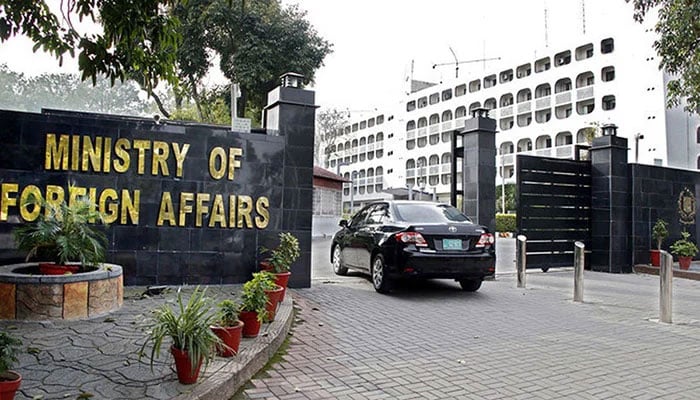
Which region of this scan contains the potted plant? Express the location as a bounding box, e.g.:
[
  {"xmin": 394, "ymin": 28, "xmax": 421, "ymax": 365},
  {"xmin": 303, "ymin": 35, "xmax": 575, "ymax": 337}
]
[
  {"xmin": 238, "ymin": 272, "xmax": 274, "ymax": 338},
  {"xmin": 259, "ymin": 271, "xmax": 284, "ymax": 322},
  {"xmin": 210, "ymin": 299, "xmax": 244, "ymax": 357},
  {"xmin": 13, "ymin": 188, "xmax": 107, "ymax": 275},
  {"xmin": 0, "ymin": 331, "xmax": 22, "ymax": 400},
  {"xmin": 260, "ymin": 232, "xmax": 300, "ymax": 301},
  {"xmin": 670, "ymin": 231, "xmax": 698, "ymax": 270},
  {"xmin": 140, "ymin": 286, "xmax": 221, "ymax": 384},
  {"xmin": 650, "ymin": 218, "xmax": 669, "ymax": 266}
]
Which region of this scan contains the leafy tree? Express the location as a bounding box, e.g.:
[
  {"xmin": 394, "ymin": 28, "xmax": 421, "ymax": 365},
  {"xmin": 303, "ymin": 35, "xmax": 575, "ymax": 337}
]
[
  {"xmin": 174, "ymin": 0, "xmax": 332, "ymax": 124},
  {"xmin": 315, "ymin": 108, "xmax": 349, "ymax": 166},
  {"xmin": 0, "ymin": 63, "xmax": 148, "ymax": 115},
  {"xmin": 496, "ymin": 183, "xmax": 516, "ymax": 213},
  {"xmin": 0, "ymin": 0, "xmax": 182, "ymax": 95},
  {"xmin": 626, "ymin": 0, "xmax": 700, "ymax": 113}
]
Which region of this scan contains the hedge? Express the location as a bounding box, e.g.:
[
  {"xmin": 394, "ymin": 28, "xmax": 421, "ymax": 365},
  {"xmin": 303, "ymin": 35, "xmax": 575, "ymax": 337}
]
[{"xmin": 496, "ymin": 213, "xmax": 516, "ymax": 233}]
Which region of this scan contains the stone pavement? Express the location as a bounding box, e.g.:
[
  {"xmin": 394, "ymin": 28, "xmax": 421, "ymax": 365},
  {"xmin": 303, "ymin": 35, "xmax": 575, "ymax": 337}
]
[
  {"xmin": 0, "ymin": 285, "xmax": 293, "ymax": 400},
  {"xmin": 238, "ymin": 270, "xmax": 700, "ymax": 399}
]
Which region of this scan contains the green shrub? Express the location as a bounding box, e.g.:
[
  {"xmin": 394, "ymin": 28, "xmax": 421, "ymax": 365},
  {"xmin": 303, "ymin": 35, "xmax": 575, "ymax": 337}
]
[{"xmin": 496, "ymin": 213, "xmax": 516, "ymax": 233}]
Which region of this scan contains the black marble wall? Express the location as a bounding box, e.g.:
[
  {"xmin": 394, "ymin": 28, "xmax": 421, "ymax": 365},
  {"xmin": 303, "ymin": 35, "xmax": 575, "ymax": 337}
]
[
  {"xmin": 629, "ymin": 164, "xmax": 700, "ymax": 266},
  {"xmin": 0, "ymin": 91, "xmax": 314, "ymax": 286}
]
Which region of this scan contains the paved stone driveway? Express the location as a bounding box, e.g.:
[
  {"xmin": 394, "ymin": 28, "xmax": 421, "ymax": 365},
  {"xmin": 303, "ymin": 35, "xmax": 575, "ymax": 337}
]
[{"xmin": 239, "ymin": 271, "xmax": 700, "ymax": 399}]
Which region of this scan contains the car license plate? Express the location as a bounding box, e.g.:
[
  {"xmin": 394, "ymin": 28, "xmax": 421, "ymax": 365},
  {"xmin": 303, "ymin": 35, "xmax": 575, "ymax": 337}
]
[{"xmin": 443, "ymin": 239, "xmax": 462, "ymax": 250}]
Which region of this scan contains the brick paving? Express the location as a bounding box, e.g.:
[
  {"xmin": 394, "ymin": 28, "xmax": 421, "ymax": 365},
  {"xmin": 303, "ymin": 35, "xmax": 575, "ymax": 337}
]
[{"xmin": 239, "ymin": 271, "xmax": 700, "ymax": 399}]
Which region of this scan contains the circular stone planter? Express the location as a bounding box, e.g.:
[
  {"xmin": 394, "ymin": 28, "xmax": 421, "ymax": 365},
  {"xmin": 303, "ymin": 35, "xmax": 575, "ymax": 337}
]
[{"xmin": 0, "ymin": 263, "xmax": 123, "ymax": 320}]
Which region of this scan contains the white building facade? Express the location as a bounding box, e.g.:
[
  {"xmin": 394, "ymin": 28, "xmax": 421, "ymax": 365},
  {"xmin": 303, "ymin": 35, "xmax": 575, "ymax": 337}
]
[{"xmin": 321, "ymin": 15, "xmax": 700, "ymax": 213}]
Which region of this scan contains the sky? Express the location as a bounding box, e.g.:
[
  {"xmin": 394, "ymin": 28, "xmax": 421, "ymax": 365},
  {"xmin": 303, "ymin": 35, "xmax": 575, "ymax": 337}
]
[{"xmin": 0, "ymin": 0, "xmax": 642, "ymax": 113}]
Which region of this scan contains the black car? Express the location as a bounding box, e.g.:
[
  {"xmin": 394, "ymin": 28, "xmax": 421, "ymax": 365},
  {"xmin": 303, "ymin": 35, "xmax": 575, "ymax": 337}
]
[{"xmin": 330, "ymin": 200, "xmax": 496, "ymax": 293}]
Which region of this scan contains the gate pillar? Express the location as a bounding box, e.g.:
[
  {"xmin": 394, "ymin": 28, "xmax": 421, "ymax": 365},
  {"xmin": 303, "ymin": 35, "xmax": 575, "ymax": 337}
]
[
  {"xmin": 590, "ymin": 124, "xmax": 631, "ymax": 273},
  {"xmin": 457, "ymin": 108, "xmax": 497, "ymax": 232}
]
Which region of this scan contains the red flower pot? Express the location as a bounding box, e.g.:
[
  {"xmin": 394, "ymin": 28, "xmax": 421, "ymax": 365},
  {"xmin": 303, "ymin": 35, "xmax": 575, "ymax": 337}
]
[
  {"xmin": 239, "ymin": 310, "xmax": 262, "ymax": 338},
  {"xmin": 260, "ymin": 261, "xmax": 273, "ymax": 271},
  {"xmin": 264, "ymin": 285, "xmax": 284, "ymax": 321},
  {"xmin": 273, "ymin": 271, "xmax": 291, "ymax": 302},
  {"xmin": 211, "ymin": 320, "xmax": 244, "ymax": 357},
  {"xmin": 678, "ymin": 256, "xmax": 692, "ymax": 270},
  {"xmin": 650, "ymin": 250, "xmax": 661, "ymax": 267},
  {"xmin": 39, "ymin": 263, "xmax": 80, "ymax": 275},
  {"xmin": 0, "ymin": 371, "xmax": 21, "ymax": 400},
  {"xmin": 170, "ymin": 346, "xmax": 202, "ymax": 385}
]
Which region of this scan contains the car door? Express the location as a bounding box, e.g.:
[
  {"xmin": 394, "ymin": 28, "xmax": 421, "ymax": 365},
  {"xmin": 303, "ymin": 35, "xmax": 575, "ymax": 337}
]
[
  {"xmin": 354, "ymin": 203, "xmax": 389, "ymax": 269},
  {"xmin": 342, "ymin": 206, "xmax": 371, "ymax": 268}
]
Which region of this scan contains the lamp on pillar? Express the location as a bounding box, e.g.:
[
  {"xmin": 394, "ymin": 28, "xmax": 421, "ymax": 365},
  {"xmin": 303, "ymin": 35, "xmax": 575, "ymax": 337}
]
[
  {"xmin": 471, "ymin": 107, "xmax": 490, "ymax": 119},
  {"xmin": 601, "ymin": 123, "xmax": 618, "ymax": 136},
  {"xmin": 280, "ymin": 72, "xmax": 305, "ymax": 88},
  {"xmin": 634, "ymin": 133, "xmax": 644, "ymax": 163}
]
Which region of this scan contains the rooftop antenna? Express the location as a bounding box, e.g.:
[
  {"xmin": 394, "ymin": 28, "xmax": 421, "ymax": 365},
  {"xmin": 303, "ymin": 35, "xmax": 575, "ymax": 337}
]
[
  {"xmin": 544, "ymin": 1, "xmax": 549, "ymax": 47},
  {"xmin": 432, "ymin": 47, "xmax": 501, "ymax": 79},
  {"xmin": 581, "ymin": 0, "xmax": 586, "ymax": 35}
]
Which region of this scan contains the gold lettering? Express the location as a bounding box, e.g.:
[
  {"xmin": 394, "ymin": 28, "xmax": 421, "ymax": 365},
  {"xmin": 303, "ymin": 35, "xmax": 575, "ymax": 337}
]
[
  {"xmin": 82, "ymin": 136, "xmax": 103, "ymax": 172},
  {"xmin": 209, "ymin": 147, "xmax": 226, "ymax": 180},
  {"xmin": 68, "ymin": 185, "xmax": 87, "ymax": 206},
  {"xmin": 237, "ymin": 195, "xmax": 253, "ymax": 228},
  {"xmin": 45, "ymin": 185, "xmax": 64, "ymax": 215},
  {"xmin": 208, "ymin": 194, "xmax": 227, "ymax": 228},
  {"xmin": 172, "ymin": 143, "xmax": 190, "ymax": 178},
  {"xmin": 113, "ymin": 138, "xmax": 130, "ymax": 173},
  {"xmin": 195, "ymin": 193, "xmax": 210, "ymax": 227},
  {"xmin": 152, "ymin": 141, "xmax": 169, "ymax": 176},
  {"xmin": 99, "ymin": 188, "xmax": 119, "ymax": 224},
  {"xmin": 1, "ymin": 183, "xmax": 19, "ymax": 222},
  {"xmin": 88, "ymin": 187, "xmax": 97, "ymax": 207},
  {"xmin": 120, "ymin": 189, "xmax": 140, "ymax": 225},
  {"xmin": 228, "ymin": 147, "xmax": 243, "ymax": 180},
  {"xmin": 19, "ymin": 185, "xmax": 41, "ymax": 222},
  {"xmin": 179, "ymin": 192, "xmax": 194, "ymax": 226},
  {"xmin": 255, "ymin": 197, "xmax": 270, "ymax": 229},
  {"xmin": 157, "ymin": 192, "xmax": 176, "ymax": 226},
  {"xmin": 133, "ymin": 140, "xmax": 151, "ymax": 175},
  {"xmin": 71, "ymin": 135, "xmax": 80, "ymax": 171},
  {"xmin": 103, "ymin": 137, "xmax": 112, "ymax": 173},
  {"xmin": 44, "ymin": 133, "xmax": 69, "ymax": 170},
  {"xmin": 228, "ymin": 195, "xmax": 237, "ymax": 227}
]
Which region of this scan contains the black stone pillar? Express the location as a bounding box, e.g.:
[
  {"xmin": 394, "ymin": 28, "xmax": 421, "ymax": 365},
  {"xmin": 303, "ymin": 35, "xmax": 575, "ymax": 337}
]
[
  {"xmin": 459, "ymin": 108, "xmax": 497, "ymax": 232},
  {"xmin": 590, "ymin": 125, "xmax": 630, "ymax": 273},
  {"xmin": 263, "ymin": 73, "xmax": 316, "ymax": 288}
]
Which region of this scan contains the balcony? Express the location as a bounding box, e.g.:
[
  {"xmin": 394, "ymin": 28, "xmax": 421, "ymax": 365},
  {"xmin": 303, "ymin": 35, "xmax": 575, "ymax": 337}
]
[
  {"xmin": 375, "ymin": 141, "xmax": 383, "ymax": 149},
  {"xmin": 366, "ymin": 177, "xmax": 375, "ymax": 185},
  {"xmin": 367, "ymin": 144, "xmax": 375, "ymax": 152},
  {"xmin": 429, "ymin": 165, "xmax": 440, "ymax": 175},
  {"xmin": 441, "ymin": 163, "xmax": 451, "ymax": 173},
  {"xmin": 517, "ymin": 101, "xmax": 531, "ymax": 114},
  {"xmin": 441, "ymin": 121, "xmax": 453, "ymax": 132},
  {"xmin": 359, "ymin": 145, "xmax": 366, "ymax": 154},
  {"xmin": 555, "ymin": 91, "xmax": 572, "ymax": 105},
  {"xmin": 500, "ymin": 106, "xmax": 513, "ymax": 117},
  {"xmin": 406, "ymin": 129, "xmax": 416, "ymax": 140},
  {"xmin": 577, "ymin": 86, "xmax": 594, "ymax": 100},
  {"xmin": 454, "ymin": 118, "xmax": 465, "ymax": 129},
  {"xmin": 429, "ymin": 124, "xmax": 439, "ymax": 134},
  {"xmin": 375, "ymin": 176, "xmax": 383, "ymax": 184},
  {"xmin": 535, "ymin": 96, "xmax": 551, "ymax": 110},
  {"xmin": 406, "ymin": 168, "xmax": 415, "ymax": 178},
  {"xmin": 417, "ymin": 127, "xmax": 427, "ymax": 138}
]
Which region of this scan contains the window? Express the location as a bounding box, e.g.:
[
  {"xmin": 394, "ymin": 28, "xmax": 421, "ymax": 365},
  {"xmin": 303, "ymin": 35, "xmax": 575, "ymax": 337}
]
[
  {"xmin": 517, "ymin": 113, "xmax": 532, "ymax": 127},
  {"xmin": 517, "ymin": 89, "xmax": 532, "ymax": 103},
  {"xmin": 455, "ymin": 84, "xmax": 467, "ymax": 97},
  {"xmin": 576, "ymin": 72, "xmax": 594, "ymax": 88},
  {"xmin": 484, "ymin": 74, "xmax": 497, "ymax": 88},
  {"xmin": 535, "ymin": 84, "xmax": 551, "ymax": 98},
  {"xmin": 499, "ymin": 69, "xmax": 514, "ymax": 83},
  {"xmin": 602, "ymin": 95, "xmax": 616, "ymax": 110},
  {"xmin": 602, "ymin": 66, "xmax": 615, "ymax": 82},
  {"xmin": 352, "ymin": 123, "xmax": 358, "ymax": 132},
  {"xmin": 499, "ymin": 117, "xmax": 514, "ymax": 130},
  {"xmin": 429, "ymin": 134, "xmax": 439, "ymax": 145},
  {"xmin": 417, "ymin": 137, "xmax": 427, "ymax": 148},
  {"xmin": 469, "ymin": 79, "xmax": 481, "ymax": 93},
  {"xmin": 418, "ymin": 97, "xmax": 428, "ymax": 108},
  {"xmin": 555, "ymin": 131, "xmax": 573, "ymax": 146},
  {"xmin": 377, "ymin": 115, "xmax": 384, "ymax": 124},
  {"xmin": 516, "ymin": 63, "xmax": 531, "ymax": 78},
  {"xmin": 442, "ymin": 89, "xmax": 452, "ymax": 101},
  {"xmin": 429, "ymin": 92, "xmax": 440, "ymax": 105},
  {"xmin": 407, "ymin": 101, "xmax": 416, "ymax": 112},
  {"xmin": 555, "ymin": 78, "xmax": 572, "ymax": 93},
  {"xmin": 406, "ymin": 140, "xmax": 416, "ymax": 150},
  {"xmin": 455, "ymin": 106, "xmax": 467, "ymax": 118},
  {"xmin": 517, "ymin": 138, "xmax": 532, "ymax": 152},
  {"xmin": 406, "ymin": 120, "xmax": 416, "ymax": 131},
  {"xmin": 535, "ymin": 57, "xmax": 551, "ymax": 73},
  {"xmin": 500, "ymin": 94, "xmax": 514, "ymax": 107},
  {"xmin": 441, "ymin": 110, "xmax": 453, "ymax": 121},
  {"xmin": 360, "ymin": 120, "xmax": 366, "ymax": 129},
  {"xmin": 469, "ymin": 102, "xmax": 482, "ymax": 113},
  {"xmin": 575, "ymin": 43, "xmax": 594, "ymax": 60},
  {"xmin": 484, "ymin": 98, "xmax": 497, "ymax": 110},
  {"xmin": 601, "ymin": 38, "xmax": 614, "ymax": 54},
  {"xmin": 429, "ymin": 113, "xmax": 440, "ymax": 125},
  {"xmin": 697, "ymin": 127, "xmax": 700, "ymax": 143},
  {"xmin": 368, "ymin": 118, "xmax": 375, "ymax": 127},
  {"xmin": 555, "ymin": 50, "xmax": 571, "ymax": 66}
]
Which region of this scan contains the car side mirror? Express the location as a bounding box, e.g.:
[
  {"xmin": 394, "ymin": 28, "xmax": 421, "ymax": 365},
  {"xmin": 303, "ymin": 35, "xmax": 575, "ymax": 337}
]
[{"xmin": 339, "ymin": 219, "xmax": 348, "ymax": 227}]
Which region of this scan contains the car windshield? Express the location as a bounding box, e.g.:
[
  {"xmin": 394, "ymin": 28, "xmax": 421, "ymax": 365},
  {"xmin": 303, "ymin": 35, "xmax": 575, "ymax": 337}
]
[{"xmin": 394, "ymin": 203, "xmax": 471, "ymax": 223}]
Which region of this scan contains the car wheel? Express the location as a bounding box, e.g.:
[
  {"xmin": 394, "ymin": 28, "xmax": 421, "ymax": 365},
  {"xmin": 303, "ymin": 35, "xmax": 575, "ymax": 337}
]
[
  {"xmin": 371, "ymin": 254, "xmax": 392, "ymax": 294},
  {"xmin": 459, "ymin": 279, "xmax": 482, "ymax": 292},
  {"xmin": 332, "ymin": 245, "xmax": 348, "ymax": 276}
]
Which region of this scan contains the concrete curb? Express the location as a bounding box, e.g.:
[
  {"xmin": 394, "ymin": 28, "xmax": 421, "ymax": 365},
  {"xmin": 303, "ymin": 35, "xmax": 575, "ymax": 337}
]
[
  {"xmin": 176, "ymin": 295, "xmax": 294, "ymax": 400},
  {"xmin": 633, "ymin": 264, "xmax": 700, "ymax": 280}
]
